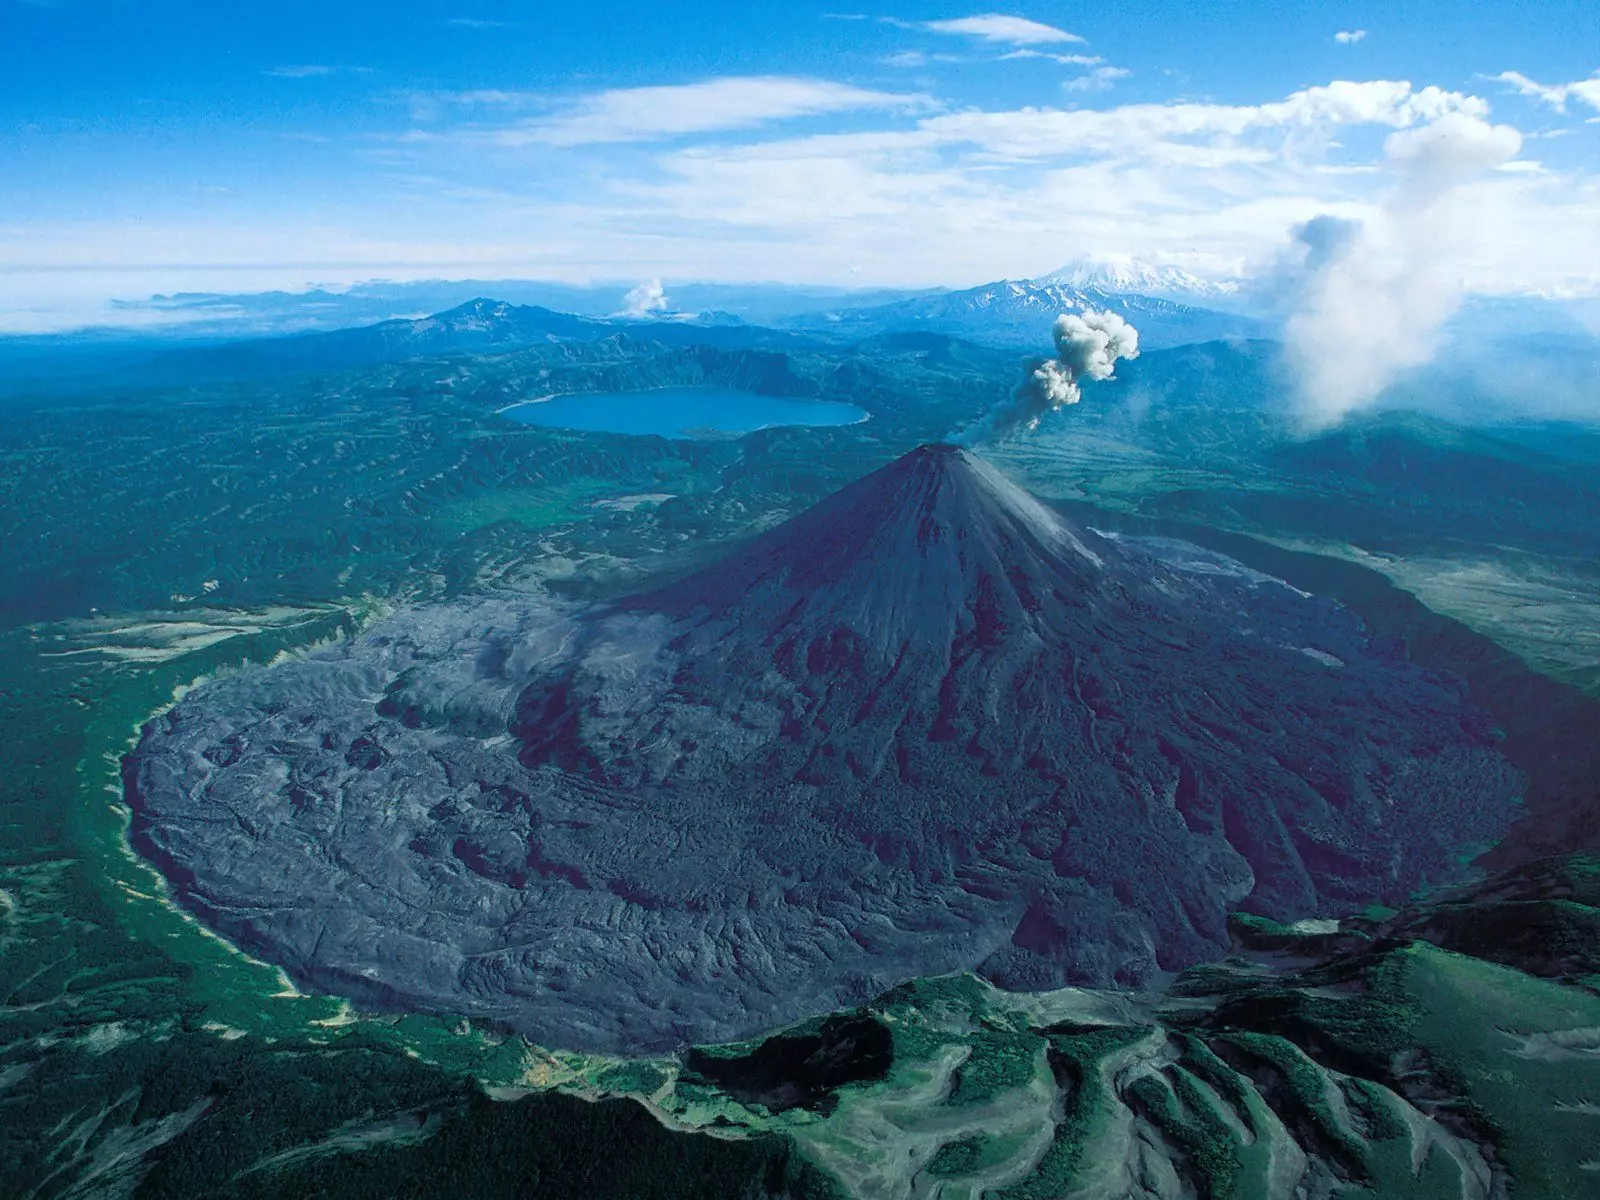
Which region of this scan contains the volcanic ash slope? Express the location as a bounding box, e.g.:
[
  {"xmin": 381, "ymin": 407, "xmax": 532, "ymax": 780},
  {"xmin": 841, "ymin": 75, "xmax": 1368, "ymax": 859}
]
[{"xmin": 126, "ymin": 445, "xmax": 1520, "ymax": 1052}]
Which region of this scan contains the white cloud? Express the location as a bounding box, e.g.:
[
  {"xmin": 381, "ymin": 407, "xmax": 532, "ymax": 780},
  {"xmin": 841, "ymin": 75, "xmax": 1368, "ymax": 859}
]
[
  {"xmin": 594, "ymin": 81, "xmax": 1521, "ymax": 277},
  {"xmin": 923, "ymin": 14, "xmax": 1083, "ymax": 45},
  {"xmin": 495, "ymin": 76, "xmax": 932, "ymax": 146},
  {"xmin": 1384, "ymin": 111, "xmax": 1524, "ymax": 195},
  {"xmin": 913, "ymin": 80, "xmax": 1487, "ymax": 160},
  {"xmin": 1063, "ymin": 66, "xmax": 1131, "ymax": 93},
  {"xmin": 552, "ymin": 77, "xmax": 1600, "ymax": 302},
  {"xmin": 1334, "ymin": 30, "xmax": 1367, "ymax": 45},
  {"xmin": 1494, "ymin": 69, "xmax": 1600, "ymax": 114}
]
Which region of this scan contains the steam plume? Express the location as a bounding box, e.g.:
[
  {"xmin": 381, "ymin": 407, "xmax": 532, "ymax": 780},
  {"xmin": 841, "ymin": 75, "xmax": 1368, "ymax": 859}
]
[
  {"xmin": 621, "ymin": 278, "xmax": 669, "ymax": 318},
  {"xmin": 1279, "ymin": 113, "xmax": 1522, "ymax": 427},
  {"xmin": 960, "ymin": 309, "xmax": 1140, "ymax": 443}
]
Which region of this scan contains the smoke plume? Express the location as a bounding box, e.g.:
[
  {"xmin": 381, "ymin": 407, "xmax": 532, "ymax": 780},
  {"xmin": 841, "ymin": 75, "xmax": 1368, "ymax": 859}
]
[
  {"xmin": 1279, "ymin": 113, "xmax": 1523, "ymax": 427},
  {"xmin": 621, "ymin": 278, "xmax": 669, "ymax": 318},
  {"xmin": 960, "ymin": 309, "xmax": 1140, "ymax": 443}
]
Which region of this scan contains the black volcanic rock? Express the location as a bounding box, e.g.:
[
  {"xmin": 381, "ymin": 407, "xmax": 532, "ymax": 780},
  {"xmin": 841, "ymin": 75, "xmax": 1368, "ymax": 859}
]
[{"xmin": 125, "ymin": 446, "xmax": 1520, "ymax": 1051}]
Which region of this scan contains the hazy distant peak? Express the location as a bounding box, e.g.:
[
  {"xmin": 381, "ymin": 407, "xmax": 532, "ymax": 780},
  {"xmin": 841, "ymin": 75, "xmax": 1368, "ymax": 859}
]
[{"xmin": 425, "ymin": 297, "xmax": 520, "ymax": 328}]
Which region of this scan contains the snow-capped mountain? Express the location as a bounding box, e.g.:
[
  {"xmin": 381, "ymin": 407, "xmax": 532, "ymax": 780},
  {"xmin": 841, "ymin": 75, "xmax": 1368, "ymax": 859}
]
[{"xmin": 1038, "ymin": 258, "xmax": 1241, "ymax": 302}]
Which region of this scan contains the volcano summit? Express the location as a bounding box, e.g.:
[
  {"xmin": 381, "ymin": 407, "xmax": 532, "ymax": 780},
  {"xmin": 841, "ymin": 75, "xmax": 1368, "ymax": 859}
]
[{"xmin": 126, "ymin": 446, "xmax": 1519, "ymax": 1051}]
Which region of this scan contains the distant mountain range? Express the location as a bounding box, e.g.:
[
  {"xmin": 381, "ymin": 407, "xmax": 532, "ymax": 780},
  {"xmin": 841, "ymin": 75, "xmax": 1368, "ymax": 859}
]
[
  {"xmin": 93, "ymin": 276, "xmax": 1262, "ymax": 385},
  {"xmin": 103, "ymin": 279, "xmax": 929, "ymax": 339},
  {"xmin": 781, "ymin": 276, "xmax": 1268, "ymax": 349},
  {"xmin": 131, "ymin": 299, "xmax": 820, "ymax": 383},
  {"xmin": 11, "ymin": 261, "xmax": 1596, "ymax": 400},
  {"xmin": 23, "ymin": 258, "xmax": 1255, "ymax": 349}
]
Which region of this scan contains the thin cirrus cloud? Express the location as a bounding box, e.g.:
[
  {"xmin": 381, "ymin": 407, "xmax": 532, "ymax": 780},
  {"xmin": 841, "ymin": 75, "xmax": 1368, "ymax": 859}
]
[
  {"xmin": 488, "ymin": 76, "xmax": 934, "ymax": 147},
  {"xmin": 1494, "ymin": 70, "xmax": 1600, "ymax": 114},
  {"xmin": 263, "ymin": 64, "xmax": 373, "ymax": 79},
  {"xmin": 263, "ymin": 64, "xmax": 338, "ymax": 79},
  {"xmin": 406, "ymin": 89, "xmax": 544, "ymax": 121},
  {"xmin": 1063, "ymin": 66, "xmax": 1132, "ymax": 93},
  {"xmin": 879, "ymin": 51, "xmax": 958, "ymax": 68},
  {"xmin": 1001, "ymin": 49, "xmax": 1104, "ymax": 66},
  {"xmin": 922, "ymin": 14, "xmax": 1084, "ymax": 46}
]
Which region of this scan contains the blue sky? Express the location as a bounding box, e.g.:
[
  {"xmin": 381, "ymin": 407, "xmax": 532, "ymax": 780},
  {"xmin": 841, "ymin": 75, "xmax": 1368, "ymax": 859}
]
[{"xmin": 2, "ymin": 1, "xmax": 1597, "ymax": 329}]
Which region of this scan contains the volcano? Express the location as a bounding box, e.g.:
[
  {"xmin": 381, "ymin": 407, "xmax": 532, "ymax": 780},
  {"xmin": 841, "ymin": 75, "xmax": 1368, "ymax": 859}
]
[{"xmin": 126, "ymin": 446, "xmax": 1519, "ymax": 1051}]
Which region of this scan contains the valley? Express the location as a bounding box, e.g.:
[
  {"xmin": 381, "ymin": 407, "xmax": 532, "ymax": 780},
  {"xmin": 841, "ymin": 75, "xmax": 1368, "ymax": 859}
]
[
  {"xmin": 2, "ymin": 315, "xmax": 1599, "ymax": 1197},
  {"xmin": 9, "ymin": 7, "xmax": 1600, "ymax": 1193}
]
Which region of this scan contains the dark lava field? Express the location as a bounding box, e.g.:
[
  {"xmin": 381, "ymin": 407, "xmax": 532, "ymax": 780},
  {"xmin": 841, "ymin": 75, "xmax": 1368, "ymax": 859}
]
[{"xmin": 127, "ymin": 446, "xmax": 1520, "ymax": 1051}]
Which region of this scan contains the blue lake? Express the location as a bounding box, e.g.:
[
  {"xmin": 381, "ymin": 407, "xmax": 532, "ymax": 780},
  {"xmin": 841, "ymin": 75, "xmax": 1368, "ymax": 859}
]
[{"xmin": 502, "ymin": 386, "xmax": 869, "ymax": 439}]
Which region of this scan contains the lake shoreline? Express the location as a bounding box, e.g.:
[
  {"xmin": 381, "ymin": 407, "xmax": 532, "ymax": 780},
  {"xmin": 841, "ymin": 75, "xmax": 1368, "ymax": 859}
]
[{"xmin": 497, "ymin": 384, "xmax": 871, "ymax": 438}]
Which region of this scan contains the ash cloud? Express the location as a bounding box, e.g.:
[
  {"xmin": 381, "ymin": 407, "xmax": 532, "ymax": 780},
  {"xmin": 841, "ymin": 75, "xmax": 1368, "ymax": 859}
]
[
  {"xmin": 960, "ymin": 310, "xmax": 1140, "ymax": 443},
  {"xmin": 1278, "ymin": 113, "xmax": 1523, "ymax": 428}
]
